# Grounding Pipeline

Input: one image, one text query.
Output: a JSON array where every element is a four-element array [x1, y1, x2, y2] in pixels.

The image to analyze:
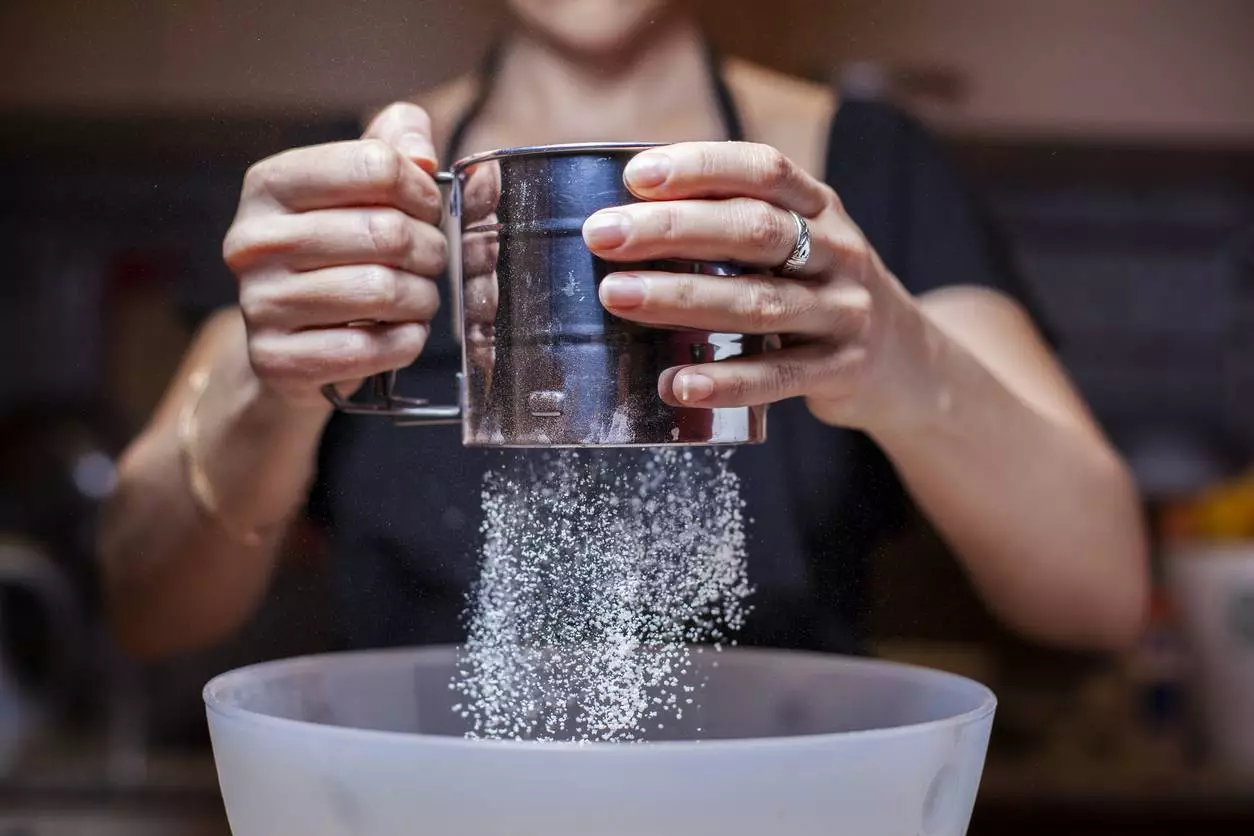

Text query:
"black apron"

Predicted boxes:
[[304, 42, 1039, 655]]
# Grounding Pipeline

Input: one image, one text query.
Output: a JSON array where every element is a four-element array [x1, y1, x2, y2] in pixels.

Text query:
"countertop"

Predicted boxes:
[[4, 736, 1254, 836]]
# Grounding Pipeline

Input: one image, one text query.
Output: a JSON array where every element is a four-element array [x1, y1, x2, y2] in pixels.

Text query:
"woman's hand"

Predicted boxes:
[[584, 142, 940, 432], [222, 103, 446, 408]]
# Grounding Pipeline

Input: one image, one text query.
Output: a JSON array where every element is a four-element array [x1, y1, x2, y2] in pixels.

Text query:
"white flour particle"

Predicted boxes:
[[453, 447, 752, 741]]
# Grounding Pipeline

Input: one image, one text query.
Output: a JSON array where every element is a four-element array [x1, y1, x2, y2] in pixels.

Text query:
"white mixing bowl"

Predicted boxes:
[[204, 646, 996, 836]]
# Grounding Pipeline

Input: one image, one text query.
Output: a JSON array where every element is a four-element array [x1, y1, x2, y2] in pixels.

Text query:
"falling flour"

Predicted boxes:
[[452, 447, 752, 741]]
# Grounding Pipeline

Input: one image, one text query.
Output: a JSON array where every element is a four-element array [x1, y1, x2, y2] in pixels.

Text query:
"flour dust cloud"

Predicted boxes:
[[452, 447, 752, 742]]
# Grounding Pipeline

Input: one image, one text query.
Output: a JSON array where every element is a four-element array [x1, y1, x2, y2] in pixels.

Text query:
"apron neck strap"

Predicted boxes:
[[444, 33, 745, 163]]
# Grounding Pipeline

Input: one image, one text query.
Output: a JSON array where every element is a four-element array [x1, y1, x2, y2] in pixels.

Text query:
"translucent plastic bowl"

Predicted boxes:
[[204, 646, 996, 836]]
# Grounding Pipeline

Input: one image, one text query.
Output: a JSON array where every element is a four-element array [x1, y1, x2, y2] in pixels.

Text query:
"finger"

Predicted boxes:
[[583, 198, 834, 276], [362, 102, 439, 172], [240, 266, 440, 331], [242, 140, 442, 223], [462, 223, 500, 280], [460, 225, 500, 329], [658, 342, 862, 408], [599, 270, 871, 337], [463, 270, 499, 328], [461, 160, 503, 224], [623, 142, 830, 217], [250, 322, 429, 391], [225, 208, 448, 277]]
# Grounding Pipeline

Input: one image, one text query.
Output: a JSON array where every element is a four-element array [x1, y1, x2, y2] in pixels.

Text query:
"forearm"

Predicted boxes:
[[869, 314, 1148, 650], [99, 312, 330, 658]]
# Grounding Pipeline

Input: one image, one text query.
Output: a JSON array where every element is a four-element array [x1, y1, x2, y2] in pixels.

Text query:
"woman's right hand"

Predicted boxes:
[[222, 103, 446, 408]]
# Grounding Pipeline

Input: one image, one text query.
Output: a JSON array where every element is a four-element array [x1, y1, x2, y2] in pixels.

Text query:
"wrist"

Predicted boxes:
[[246, 375, 337, 435], [224, 343, 335, 427], [860, 304, 961, 447], [179, 371, 275, 547], [181, 353, 331, 542]]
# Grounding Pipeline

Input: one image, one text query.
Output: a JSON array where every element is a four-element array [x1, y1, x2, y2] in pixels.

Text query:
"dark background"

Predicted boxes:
[[2, 1, 1253, 833]]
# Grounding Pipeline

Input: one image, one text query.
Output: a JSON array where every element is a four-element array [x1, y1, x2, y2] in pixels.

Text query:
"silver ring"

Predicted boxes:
[[776, 210, 811, 276]]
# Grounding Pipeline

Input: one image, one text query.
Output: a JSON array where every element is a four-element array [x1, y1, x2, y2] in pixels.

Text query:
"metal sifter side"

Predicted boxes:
[[324, 143, 768, 447]]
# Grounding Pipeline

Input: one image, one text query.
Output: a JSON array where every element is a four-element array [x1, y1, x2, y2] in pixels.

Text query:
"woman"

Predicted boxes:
[[100, 0, 1148, 658]]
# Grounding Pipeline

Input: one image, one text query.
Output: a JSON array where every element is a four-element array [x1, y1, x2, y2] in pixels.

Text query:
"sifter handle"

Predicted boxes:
[[320, 171, 463, 425]]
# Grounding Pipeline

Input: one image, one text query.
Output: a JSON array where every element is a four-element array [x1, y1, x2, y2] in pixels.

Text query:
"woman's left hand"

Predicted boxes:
[[583, 141, 940, 432]]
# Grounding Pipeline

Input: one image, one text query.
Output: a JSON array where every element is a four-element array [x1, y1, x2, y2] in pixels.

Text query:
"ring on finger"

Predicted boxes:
[[775, 210, 812, 277]]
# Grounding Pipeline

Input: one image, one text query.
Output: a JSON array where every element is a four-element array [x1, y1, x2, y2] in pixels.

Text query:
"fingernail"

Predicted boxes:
[[599, 274, 647, 308], [583, 211, 629, 249], [677, 373, 715, 404], [397, 132, 437, 165], [625, 152, 672, 189]]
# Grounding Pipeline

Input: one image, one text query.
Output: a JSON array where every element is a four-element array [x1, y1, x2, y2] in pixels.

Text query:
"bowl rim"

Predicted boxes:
[[202, 644, 997, 752]]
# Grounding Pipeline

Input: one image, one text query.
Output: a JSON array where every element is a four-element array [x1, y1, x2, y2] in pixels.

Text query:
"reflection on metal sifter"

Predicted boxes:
[[323, 143, 768, 447]]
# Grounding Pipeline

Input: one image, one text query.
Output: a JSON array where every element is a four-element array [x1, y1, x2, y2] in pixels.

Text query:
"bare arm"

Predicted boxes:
[[98, 103, 446, 659], [99, 310, 329, 658], [871, 288, 1149, 650], [588, 140, 1149, 651]]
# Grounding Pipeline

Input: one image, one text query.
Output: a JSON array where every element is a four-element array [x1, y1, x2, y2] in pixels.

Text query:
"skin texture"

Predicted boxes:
[[99, 2, 1148, 659]]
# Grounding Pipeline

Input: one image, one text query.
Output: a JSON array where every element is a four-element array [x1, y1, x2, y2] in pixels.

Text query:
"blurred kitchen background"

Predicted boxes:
[[2, 0, 1253, 833]]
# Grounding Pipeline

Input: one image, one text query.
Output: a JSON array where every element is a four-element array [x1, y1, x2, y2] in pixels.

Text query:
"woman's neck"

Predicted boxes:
[[478, 17, 725, 146]]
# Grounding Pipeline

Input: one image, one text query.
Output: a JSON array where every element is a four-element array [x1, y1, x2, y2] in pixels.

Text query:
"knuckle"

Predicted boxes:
[[671, 273, 698, 308], [825, 299, 857, 337], [378, 101, 433, 134], [354, 264, 400, 310], [844, 346, 870, 379], [247, 336, 294, 382], [818, 351, 862, 399], [463, 235, 494, 277], [375, 102, 408, 122], [372, 323, 427, 369], [800, 284, 826, 320], [356, 139, 404, 194], [724, 372, 753, 403], [426, 231, 450, 273], [329, 327, 374, 362], [808, 350, 855, 402], [365, 210, 412, 257], [832, 228, 865, 255], [415, 278, 442, 319], [395, 322, 430, 360], [773, 359, 808, 394], [651, 203, 681, 243], [821, 184, 845, 213], [740, 201, 787, 253], [221, 227, 246, 271], [241, 158, 275, 198], [840, 292, 873, 336], [416, 175, 444, 220], [739, 280, 788, 331], [758, 145, 794, 191], [833, 232, 871, 271], [237, 282, 279, 325], [816, 228, 859, 271], [222, 222, 265, 273]]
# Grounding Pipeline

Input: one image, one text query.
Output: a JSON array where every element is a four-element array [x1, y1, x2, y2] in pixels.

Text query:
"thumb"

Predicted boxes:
[[363, 102, 439, 174]]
